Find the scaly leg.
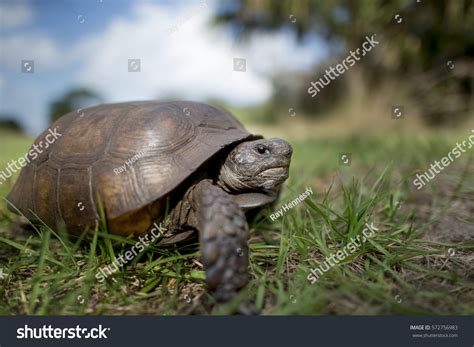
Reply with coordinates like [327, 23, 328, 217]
[192, 180, 249, 301]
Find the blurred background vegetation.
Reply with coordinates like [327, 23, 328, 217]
[214, 0, 473, 129]
[1, 0, 472, 134]
[49, 88, 102, 123]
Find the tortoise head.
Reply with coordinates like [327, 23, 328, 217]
[218, 138, 292, 192]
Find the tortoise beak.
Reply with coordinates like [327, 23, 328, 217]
[232, 191, 278, 211]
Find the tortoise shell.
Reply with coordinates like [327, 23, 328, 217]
[7, 101, 259, 236]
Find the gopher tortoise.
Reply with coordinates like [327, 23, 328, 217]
[7, 101, 292, 301]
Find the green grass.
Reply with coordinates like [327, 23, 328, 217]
[0, 129, 473, 315]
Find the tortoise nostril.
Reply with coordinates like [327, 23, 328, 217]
[269, 138, 292, 157]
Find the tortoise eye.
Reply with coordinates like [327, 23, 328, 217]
[256, 145, 270, 155]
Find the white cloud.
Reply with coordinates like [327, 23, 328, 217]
[0, 3, 60, 71]
[71, 2, 269, 105]
[0, 33, 61, 70]
[0, 1, 34, 29]
[0, 1, 323, 134]
[246, 31, 326, 76]
[72, 2, 319, 107]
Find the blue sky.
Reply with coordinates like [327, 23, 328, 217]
[0, 0, 326, 134]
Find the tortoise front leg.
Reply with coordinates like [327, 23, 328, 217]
[192, 180, 249, 301]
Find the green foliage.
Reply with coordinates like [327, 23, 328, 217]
[49, 88, 102, 123]
[215, 0, 474, 125]
[0, 119, 22, 133]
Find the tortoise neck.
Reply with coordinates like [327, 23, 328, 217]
[217, 162, 253, 193]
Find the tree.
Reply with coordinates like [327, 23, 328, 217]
[0, 117, 22, 132]
[214, 0, 474, 125]
[49, 88, 102, 123]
